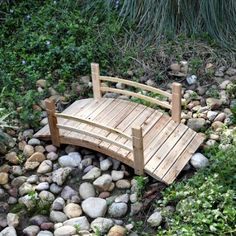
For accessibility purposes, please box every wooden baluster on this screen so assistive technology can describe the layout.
[132,126,144,175]
[91,63,102,99]
[171,82,182,123]
[45,99,60,147]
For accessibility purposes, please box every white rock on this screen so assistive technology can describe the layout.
[82,167,101,180]
[116,179,131,189]
[100,159,112,171]
[93,174,113,192]
[37,231,53,236]
[35,182,49,191]
[37,160,52,174]
[147,211,162,227]
[108,202,128,217]
[190,153,209,169]
[111,170,124,181]
[52,197,65,211]
[115,194,129,203]
[58,152,81,167]
[0,226,17,236]
[63,203,82,218]
[19,182,34,196]
[52,167,72,185]
[23,225,40,236]
[81,197,107,218]
[7,213,19,227]
[50,210,67,223]
[79,182,96,200]
[63,216,90,231]
[39,190,55,202]
[54,225,76,236]
[91,217,114,234]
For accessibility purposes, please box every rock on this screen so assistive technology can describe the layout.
[58,152,81,167]
[93,174,113,192]
[47,152,58,161]
[186,75,197,85]
[52,197,65,211]
[214,113,226,122]
[115,194,129,203]
[45,145,57,153]
[25,161,40,170]
[207,111,218,121]
[37,231,53,236]
[11,176,27,187]
[29,215,49,226]
[206,98,222,110]
[0,173,8,185]
[27,152,45,163]
[108,203,128,217]
[36,79,47,88]
[0,213,7,227]
[79,182,96,200]
[39,191,55,202]
[116,179,131,189]
[28,138,41,146]
[82,197,107,218]
[50,183,62,194]
[61,186,77,200]
[35,182,49,191]
[63,203,82,218]
[54,225,76,236]
[63,216,90,231]
[130,202,143,215]
[190,153,209,169]
[65,145,77,154]
[0,130,16,155]
[19,182,34,196]
[5,152,18,164]
[11,165,23,176]
[130,193,137,203]
[23,145,35,157]
[52,167,72,186]
[27,175,38,184]
[108,225,126,236]
[35,145,45,153]
[37,160,52,174]
[7,213,19,227]
[100,159,113,171]
[91,217,114,234]
[82,167,101,180]
[226,67,236,76]
[0,226,17,236]
[40,222,53,230]
[147,211,162,227]
[170,63,181,72]
[111,170,124,181]
[211,121,224,130]
[187,118,205,131]
[50,210,67,223]
[112,159,120,170]
[99,192,110,199]
[23,225,40,236]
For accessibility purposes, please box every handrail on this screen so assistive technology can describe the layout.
[100,87,172,109]
[57,124,133,152]
[100,76,172,98]
[55,113,132,140]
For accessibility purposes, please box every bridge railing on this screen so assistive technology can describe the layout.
[91,63,182,123]
[45,99,145,175]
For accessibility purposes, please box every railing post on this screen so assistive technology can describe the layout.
[45,99,60,147]
[91,63,102,99]
[171,82,182,123]
[132,126,144,175]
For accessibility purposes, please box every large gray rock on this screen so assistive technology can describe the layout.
[187,118,206,131]
[60,186,78,200]
[63,216,90,231]
[0,226,17,236]
[54,225,76,236]
[190,153,209,169]
[100,159,112,171]
[82,167,101,180]
[91,217,114,234]
[82,197,107,218]
[108,203,128,217]
[93,174,113,192]
[50,210,67,223]
[52,167,72,185]
[58,152,81,167]
[147,211,162,227]
[79,182,96,200]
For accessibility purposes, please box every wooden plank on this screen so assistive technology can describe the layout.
[45,99,60,146]
[56,113,131,140]
[155,129,196,179]
[61,99,115,137]
[145,123,188,173]
[144,120,178,165]
[171,83,182,123]
[57,124,132,152]
[91,63,102,99]
[132,126,144,175]
[162,133,205,184]
[100,87,172,109]
[100,76,172,98]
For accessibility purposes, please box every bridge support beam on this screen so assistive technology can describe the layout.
[171,83,182,123]
[91,63,102,99]
[45,99,60,147]
[132,126,144,176]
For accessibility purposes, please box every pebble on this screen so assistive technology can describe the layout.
[116,179,131,189]
[108,225,126,236]
[63,216,90,231]
[54,225,76,236]
[0,226,17,236]
[130,202,143,215]
[190,153,209,169]
[35,182,49,191]
[0,173,8,185]
[58,152,82,167]
[29,215,49,226]
[35,145,45,153]
[61,186,78,200]
[27,152,46,163]
[82,197,107,218]
[52,197,65,211]
[100,159,113,171]
[37,160,52,174]
[206,98,222,110]
[39,191,55,202]
[23,225,40,236]
[115,194,129,203]
[50,210,67,223]
[93,174,113,192]
[23,145,35,157]
[82,167,101,180]
[11,165,23,176]
[187,118,206,131]
[45,145,57,153]
[111,170,124,181]
[79,182,96,200]
[147,211,162,227]
[19,182,34,196]
[7,213,19,227]
[108,202,128,217]
[91,217,114,234]
[50,183,62,194]
[46,152,58,161]
[28,138,41,146]
[37,231,53,236]
[5,152,19,164]
[52,167,72,186]
[63,203,82,218]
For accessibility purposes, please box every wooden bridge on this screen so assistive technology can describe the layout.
[34,63,204,185]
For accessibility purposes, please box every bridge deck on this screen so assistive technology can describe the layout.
[34,98,204,185]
